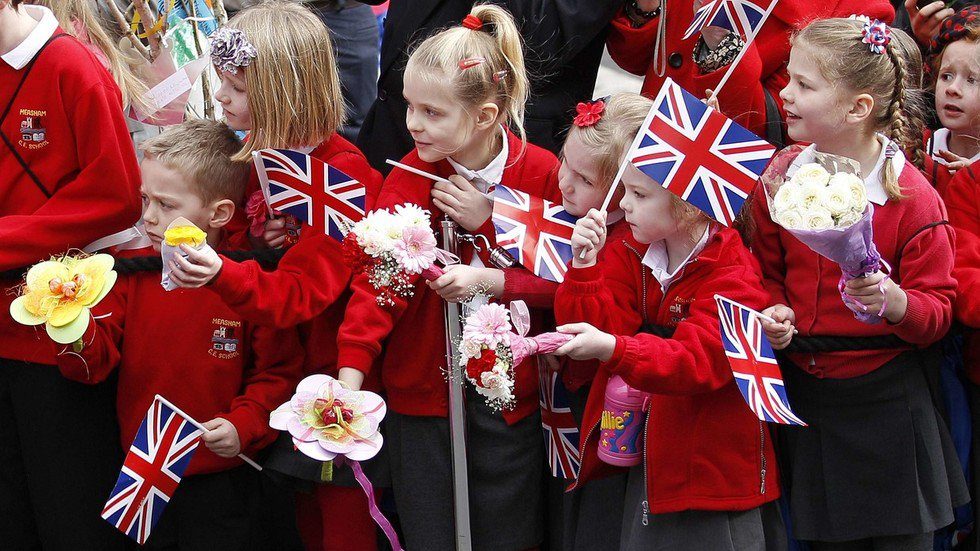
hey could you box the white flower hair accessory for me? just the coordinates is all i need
[209,27,257,74]
[860,18,891,55]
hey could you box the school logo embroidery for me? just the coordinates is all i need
[209,318,241,359]
[17,109,49,150]
[668,296,694,325]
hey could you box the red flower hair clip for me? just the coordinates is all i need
[462,14,483,31]
[573,100,605,127]
[860,19,891,55]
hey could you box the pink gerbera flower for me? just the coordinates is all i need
[391,225,437,275]
[462,303,512,349]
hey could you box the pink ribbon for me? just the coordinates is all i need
[345,459,404,551]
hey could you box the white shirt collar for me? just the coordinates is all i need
[1,5,58,70]
[928,128,980,166]
[788,135,901,206]
[641,225,711,293]
[447,126,508,194]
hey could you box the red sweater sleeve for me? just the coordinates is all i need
[221,324,304,452]
[944,164,980,327]
[0,81,140,271]
[554,242,644,337]
[606,10,659,77]
[749,189,790,307]
[55,278,128,384]
[606,262,769,396]
[501,267,558,308]
[207,150,381,327]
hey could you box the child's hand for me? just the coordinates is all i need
[571,209,607,268]
[554,322,617,362]
[844,271,908,323]
[427,265,504,302]
[201,417,241,458]
[338,367,364,391]
[260,218,288,249]
[906,0,955,46]
[761,304,796,350]
[704,88,720,111]
[431,175,493,232]
[169,244,222,288]
[938,150,972,173]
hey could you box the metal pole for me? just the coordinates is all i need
[440,215,472,551]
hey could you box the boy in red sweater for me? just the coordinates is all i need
[55,120,303,549]
[0,1,141,548]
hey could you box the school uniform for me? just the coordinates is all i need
[336,128,560,550]
[56,246,304,548]
[555,225,784,550]
[207,133,386,551]
[0,6,141,549]
[751,138,966,544]
[923,128,980,197]
[606,0,895,139]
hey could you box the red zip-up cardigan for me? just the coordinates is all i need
[336,131,561,423]
[943,160,980,384]
[606,0,894,138]
[206,134,383,385]
[55,247,304,476]
[556,227,780,513]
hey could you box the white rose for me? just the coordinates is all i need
[792,163,831,187]
[821,174,853,217]
[803,207,835,230]
[837,209,863,228]
[459,339,482,364]
[773,184,803,214]
[777,208,805,229]
[847,177,868,209]
[358,227,392,256]
[800,180,825,210]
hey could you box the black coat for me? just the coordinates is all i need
[356,0,625,172]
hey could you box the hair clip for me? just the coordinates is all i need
[928,5,980,56]
[860,19,891,55]
[462,14,483,31]
[573,100,605,128]
[491,70,508,83]
[209,27,257,74]
[458,57,486,70]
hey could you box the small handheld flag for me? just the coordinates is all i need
[538,357,581,478]
[492,185,578,283]
[715,295,806,426]
[683,0,773,40]
[254,149,367,242]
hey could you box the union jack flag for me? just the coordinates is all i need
[102,396,203,544]
[538,356,581,478]
[492,185,578,283]
[715,295,806,426]
[682,0,773,40]
[255,149,366,242]
[628,78,776,226]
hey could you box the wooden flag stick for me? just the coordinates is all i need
[105,0,152,61]
[154,395,263,471]
[133,0,163,59]
[707,0,779,104]
[385,159,452,184]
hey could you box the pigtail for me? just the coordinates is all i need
[883,42,920,199]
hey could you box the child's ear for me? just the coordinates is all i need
[845,93,875,125]
[208,199,236,229]
[474,102,500,131]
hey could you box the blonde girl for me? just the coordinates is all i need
[753,17,965,549]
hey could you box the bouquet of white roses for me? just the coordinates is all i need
[342,204,457,307]
[762,146,884,323]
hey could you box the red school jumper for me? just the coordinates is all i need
[0,29,141,365]
[606,0,894,138]
[55,247,304,475]
[336,131,561,423]
[206,134,384,550]
[751,160,956,379]
[943,161,980,383]
[555,227,780,513]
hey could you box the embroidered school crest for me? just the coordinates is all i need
[668,296,694,325]
[17,108,49,150]
[209,318,241,359]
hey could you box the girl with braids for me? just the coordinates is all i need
[334,5,561,549]
[751,17,966,550]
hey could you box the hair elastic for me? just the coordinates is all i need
[209,27,257,74]
[462,14,483,31]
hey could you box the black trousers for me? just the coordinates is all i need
[0,358,126,550]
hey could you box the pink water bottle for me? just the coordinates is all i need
[597,375,649,467]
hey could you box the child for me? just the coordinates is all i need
[923,7,980,196]
[335,6,560,549]
[0,1,141,548]
[754,18,963,548]
[551,96,783,549]
[54,120,303,549]
[162,4,384,549]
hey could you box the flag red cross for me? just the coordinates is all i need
[494,194,572,270]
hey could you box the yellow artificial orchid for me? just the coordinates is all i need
[9,253,117,344]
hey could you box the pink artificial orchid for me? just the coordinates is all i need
[270,375,386,462]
